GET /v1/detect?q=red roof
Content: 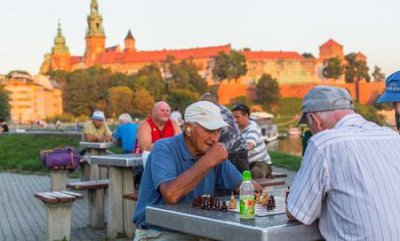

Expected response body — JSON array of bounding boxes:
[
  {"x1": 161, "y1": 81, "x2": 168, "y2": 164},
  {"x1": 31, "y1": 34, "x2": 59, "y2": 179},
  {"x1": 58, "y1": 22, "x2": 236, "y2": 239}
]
[
  {"x1": 70, "y1": 56, "x2": 82, "y2": 65},
  {"x1": 356, "y1": 51, "x2": 367, "y2": 61},
  {"x1": 240, "y1": 50, "x2": 303, "y2": 60},
  {"x1": 97, "y1": 44, "x2": 231, "y2": 64},
  {"x1": 320, "y1": 39, "x2": 343, "y2": 48}
]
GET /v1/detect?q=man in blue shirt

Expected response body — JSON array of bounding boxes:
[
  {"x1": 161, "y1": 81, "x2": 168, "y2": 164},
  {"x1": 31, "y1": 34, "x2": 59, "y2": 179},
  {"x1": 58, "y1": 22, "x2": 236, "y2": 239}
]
[
  {"x1": 114, "y1": 113, "x2": 138, "y2": 153},
  {"x1": 133, "y1": 101, "x2": 262, "y2": 241}
]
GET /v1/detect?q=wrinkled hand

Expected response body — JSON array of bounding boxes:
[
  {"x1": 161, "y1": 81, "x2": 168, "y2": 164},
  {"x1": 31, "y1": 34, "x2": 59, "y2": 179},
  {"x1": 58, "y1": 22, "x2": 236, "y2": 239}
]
[
  {"x1": 251, "y1": 180, "x2": 263, "y2": 193},
  {"x1": 202, "y1": 143, "x2": 228, "y2": 167}
]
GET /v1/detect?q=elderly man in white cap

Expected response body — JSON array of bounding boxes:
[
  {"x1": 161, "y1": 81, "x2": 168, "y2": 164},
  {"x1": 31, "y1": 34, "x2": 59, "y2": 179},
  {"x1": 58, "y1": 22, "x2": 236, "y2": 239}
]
[
  {"x1": 287, "y1": 85, "x2": 400, "y2": 241},
  {"x1": 133, "y1": 101, "x2": 262, "y2": 241},
  {"x1": 82, "y1": 110, "x2": 112, "y2": 142}
]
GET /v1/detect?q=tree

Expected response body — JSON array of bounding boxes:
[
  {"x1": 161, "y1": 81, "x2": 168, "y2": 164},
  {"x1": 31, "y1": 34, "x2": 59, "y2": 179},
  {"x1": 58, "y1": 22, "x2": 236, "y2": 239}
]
[
  {"x1": 255, "y1": 74, "x2": 280, "y2": 106},
  {"x1": 0, "y1": 85, "x2": 10, "y2": 120},
  {"x1": 132, "y1": 89, "x2": 155, "y2": 117},
  {"x1": 344, "y1": 53, "x2": 371, "y2": 83},
  {"x1": 212, "y1": 50, "x2": 247, "y2": 82},
  {"x1": 107, "y1": 86, "x2": 134, "y2": 118},
  {"x1": 134, "y1": 64, "x2": 164, "y2": 101},
  {"x1": 302, "y1": 52, "x2": 315, "y2": 59},
  {"x1": 167, "y1": 89, "x2": 199, "y2": 114},
  {"x1": 371, "y1": 65, "x2": 386, "y2": 82},
  {"x1": 322, "y1": 57, "x2": 344, "y2": 79},
  {"x1": 168, "y1": 59, "x2": 209, "y2": 95}
]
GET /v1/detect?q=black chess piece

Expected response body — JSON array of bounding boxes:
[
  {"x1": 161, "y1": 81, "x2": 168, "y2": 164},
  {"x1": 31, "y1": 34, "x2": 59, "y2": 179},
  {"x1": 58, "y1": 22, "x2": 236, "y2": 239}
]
[{"x1": 222, "y1": 201, "x2": 228, "y2": 212}]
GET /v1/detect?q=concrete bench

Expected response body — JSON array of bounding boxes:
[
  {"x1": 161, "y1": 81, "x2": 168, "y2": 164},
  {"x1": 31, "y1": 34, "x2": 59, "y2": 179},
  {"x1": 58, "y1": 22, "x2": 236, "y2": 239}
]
[
  {"x1": 254, "y1": 178, "x2": 286, "y2": 188},
  {"x1": 35, "y1": 191, "x2": 83, "y2": 241},
  {"x1": 270, "y1": 172, "x2": 288, "y2": 178},
  {"x1": 67, "y1": 179, "x2": 109, "y2": 228}
]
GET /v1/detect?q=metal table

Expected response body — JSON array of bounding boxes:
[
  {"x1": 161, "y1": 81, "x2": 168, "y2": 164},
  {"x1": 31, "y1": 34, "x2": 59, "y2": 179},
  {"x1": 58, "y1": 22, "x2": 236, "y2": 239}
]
[
  {"x1": 90, "y1": 154, "x2": 142, "y2": 239},
  {"x1": 146, "y1": 190, "x2": 323, "y2": 241},
  {"x1": 79, "y1": 141, "x2": 114, "y2": 181}
]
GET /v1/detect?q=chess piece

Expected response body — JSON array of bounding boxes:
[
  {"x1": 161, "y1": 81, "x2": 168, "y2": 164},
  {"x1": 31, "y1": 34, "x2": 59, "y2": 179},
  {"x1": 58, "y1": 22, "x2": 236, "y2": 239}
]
[
  {"x1": 261, "y1": 192, "x2": 268, "y2": 208},
  {"x1": 254, "y1": 192, "x2": 260, "y2": 204},
  {"x1": 285, "y1": 186, "x2": 290, "y2": 203},
  {"x1": 230, "y1": 192, "x2": 236, "y2": 209},
  {"x1": 270, "y1": 195, "x2": 275, "y2": 208},
  {"x1": 222, "y1": 201, "x2": 228, "y2": 212}
]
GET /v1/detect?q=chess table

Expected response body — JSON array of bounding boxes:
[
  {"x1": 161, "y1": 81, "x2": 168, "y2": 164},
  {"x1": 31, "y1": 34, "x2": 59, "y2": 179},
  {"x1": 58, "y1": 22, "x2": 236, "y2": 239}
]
[{"x1": 146, "y1": 189, "x2": 323, "y2": 241}]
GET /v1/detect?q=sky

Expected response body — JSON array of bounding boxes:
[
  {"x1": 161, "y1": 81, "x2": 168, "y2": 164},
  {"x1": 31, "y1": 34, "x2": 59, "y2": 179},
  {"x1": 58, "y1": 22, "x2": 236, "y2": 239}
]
[{"x1": 0, "y1": 0, "x2": 399, "y2": 76}]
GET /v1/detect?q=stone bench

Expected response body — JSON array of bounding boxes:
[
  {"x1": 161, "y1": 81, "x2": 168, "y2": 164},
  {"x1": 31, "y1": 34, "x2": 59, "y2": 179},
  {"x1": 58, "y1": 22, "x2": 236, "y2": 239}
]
[
  {"x1": 35, "y1": 191, "x2": 83, "y2": 241},
  {"x1": 254, "y1": 178, "x2": 286, "y2": 188},
  {"x1": 270, "y1": 172, "x2": 288, "y2": 178},
  {"x1": 67, "y1": 179, "x2": 109, "y2": 228}
]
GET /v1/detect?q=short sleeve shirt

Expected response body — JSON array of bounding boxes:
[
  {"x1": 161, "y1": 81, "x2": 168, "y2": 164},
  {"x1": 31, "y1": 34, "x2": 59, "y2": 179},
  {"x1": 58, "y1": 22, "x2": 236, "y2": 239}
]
[
  {"x1": 219, "y1": 105, "x2": 247, "y2": 152},
  {"x1": 240, "y1": 121, "x2": 271, "y2": 164},
  {"x1": 113, "y1": 122, "x2": 138, "y2": 153},
  {"x1": 133, "y1": 133, "x2": 242, "y2": 229},
  {"x1": 82, "y1": 121, "x2": 112, "y2": 141}
]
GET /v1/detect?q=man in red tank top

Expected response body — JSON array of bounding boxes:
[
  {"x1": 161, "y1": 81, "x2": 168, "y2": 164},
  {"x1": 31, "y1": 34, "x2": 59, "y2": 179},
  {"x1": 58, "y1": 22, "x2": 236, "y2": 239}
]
[{"x1": 137, "y1": 101, "x2": 181, "y2": 152}]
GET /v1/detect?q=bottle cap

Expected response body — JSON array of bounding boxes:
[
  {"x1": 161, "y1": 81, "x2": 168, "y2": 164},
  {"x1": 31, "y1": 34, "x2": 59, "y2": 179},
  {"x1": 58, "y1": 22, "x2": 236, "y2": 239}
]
[{"x1": 242, "y1": 170, "x2": 252, "y2": 181}]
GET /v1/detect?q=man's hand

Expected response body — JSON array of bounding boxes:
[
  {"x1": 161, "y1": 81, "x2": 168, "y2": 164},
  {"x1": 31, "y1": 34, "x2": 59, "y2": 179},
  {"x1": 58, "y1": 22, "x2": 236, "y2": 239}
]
[
  {"x1": 251, "y1": 180, "x2": 263, "y2": 193},
  {"x1": 201, "y1": 143, "x2": 228, "y2": 167}
]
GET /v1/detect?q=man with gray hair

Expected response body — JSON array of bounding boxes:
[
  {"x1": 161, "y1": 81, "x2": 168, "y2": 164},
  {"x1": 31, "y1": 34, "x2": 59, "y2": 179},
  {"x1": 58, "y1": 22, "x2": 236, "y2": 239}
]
[
  {"x1": 113, "y1": 113, "x2": 138, "y2": 153},
  {"x1": 287, "y1": 85, "x2": 400, "y2": 240}
]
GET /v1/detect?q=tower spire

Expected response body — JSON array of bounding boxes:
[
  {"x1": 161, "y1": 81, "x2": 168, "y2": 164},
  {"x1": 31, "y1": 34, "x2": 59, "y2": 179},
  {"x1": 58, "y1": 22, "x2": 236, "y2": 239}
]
[
  {"x1": 52, "y1": 21, "x2": 69, "y2": 54},
  {"x1": 87, "y1": 0, "x2": 105, "y2": 37},
  {"x1": 84, "y1": 0, "x2": 106, "y2": 66}
]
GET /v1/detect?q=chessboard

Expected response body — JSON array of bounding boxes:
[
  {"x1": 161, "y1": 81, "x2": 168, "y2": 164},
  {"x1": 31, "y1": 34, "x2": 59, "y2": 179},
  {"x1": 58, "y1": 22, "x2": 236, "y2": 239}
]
[{"x1": 228, "y1": 196, "x2": 286, "y2": 217}]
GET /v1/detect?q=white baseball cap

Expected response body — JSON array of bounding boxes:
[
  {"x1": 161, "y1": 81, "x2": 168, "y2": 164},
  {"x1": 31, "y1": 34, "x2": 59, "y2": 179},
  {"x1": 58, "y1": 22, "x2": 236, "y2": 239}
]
[
  {"x1": 184, "y1": 101, "x2": 229, "y2": 130},
  {"x1": 92, "y1": 110, "x2": 105, "y2": 121}
]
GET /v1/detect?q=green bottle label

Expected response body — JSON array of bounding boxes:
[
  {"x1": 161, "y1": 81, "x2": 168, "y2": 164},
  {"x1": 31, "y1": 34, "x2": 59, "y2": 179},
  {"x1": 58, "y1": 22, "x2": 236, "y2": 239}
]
[{"x1": 240, "y1": 196, "x2": 255, "y2": 217}]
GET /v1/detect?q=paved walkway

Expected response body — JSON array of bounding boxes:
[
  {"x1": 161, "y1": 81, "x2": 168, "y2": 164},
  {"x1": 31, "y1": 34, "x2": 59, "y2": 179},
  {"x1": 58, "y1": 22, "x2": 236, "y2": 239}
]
[{"x1": 0, "y1": 167, "x2": 296, "y2": 241}]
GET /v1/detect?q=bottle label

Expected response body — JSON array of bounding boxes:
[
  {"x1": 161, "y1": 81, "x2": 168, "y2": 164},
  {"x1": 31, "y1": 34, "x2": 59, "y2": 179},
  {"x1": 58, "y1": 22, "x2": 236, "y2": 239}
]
[{"x1": 240, "y1": 196, "x2": 255, "y2": 216}]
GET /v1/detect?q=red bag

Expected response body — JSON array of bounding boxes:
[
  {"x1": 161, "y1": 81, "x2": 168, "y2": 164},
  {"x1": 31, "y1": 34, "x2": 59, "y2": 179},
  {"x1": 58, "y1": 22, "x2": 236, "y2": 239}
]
[{"x1": 40, "y1": 147, "x2": 81, "y2": 170}]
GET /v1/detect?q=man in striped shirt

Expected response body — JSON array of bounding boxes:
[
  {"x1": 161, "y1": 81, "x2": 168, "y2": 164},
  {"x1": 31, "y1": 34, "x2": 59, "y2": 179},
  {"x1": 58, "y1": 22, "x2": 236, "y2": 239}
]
[
  {"x1": 232, "y1": 103, "x2": 272, "y2": 178},
  {"x1": 287, "y1": 85, "x2": 400, "y2": 240}
]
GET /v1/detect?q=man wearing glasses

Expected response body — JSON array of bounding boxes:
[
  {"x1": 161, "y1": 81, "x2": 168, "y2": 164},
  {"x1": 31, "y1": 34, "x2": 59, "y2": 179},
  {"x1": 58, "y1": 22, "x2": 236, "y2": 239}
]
[
  {"x1": 133, "y1": 101, "x2": 262, "y2": 241},
  {"x1": 287, "y1": 85, "x2": 400, "y2": 240},
  {"x1": 232, "y1": 103, "x2": 272, "y2": 179}
]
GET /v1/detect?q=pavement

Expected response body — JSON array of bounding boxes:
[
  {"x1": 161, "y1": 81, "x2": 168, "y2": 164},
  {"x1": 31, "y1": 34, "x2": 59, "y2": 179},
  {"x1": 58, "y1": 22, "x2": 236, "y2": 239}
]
[{"x1": 0, "y1": 167, "x2": 296, "y2": 241}]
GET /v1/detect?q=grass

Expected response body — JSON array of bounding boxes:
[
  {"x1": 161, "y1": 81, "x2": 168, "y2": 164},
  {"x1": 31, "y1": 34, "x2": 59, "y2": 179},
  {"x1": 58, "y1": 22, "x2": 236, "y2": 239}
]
[
  {"x1": 0, "y1": 134, "x2": 81, "y2": 172},
  {"x1": 270, "y1": 151, "x2": 301, "y2": 171},
  {"x1": 0, "y1": 134, "x2": 302, "y2": 173}
]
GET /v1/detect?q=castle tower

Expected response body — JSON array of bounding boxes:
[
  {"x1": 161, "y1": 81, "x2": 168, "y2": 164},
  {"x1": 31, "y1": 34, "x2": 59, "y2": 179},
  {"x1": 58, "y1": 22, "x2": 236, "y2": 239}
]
[
  {"x1": 319, "y1": 39, "x2": 344, "y2": 61},
  {"x1": 124, "y1": 30, "x2": 136, "y2": 51},
  {"x1": 40, "y1": 22, "x2": 71, "y2": 73},
  {"x1": 84, "y1": 0, "x2": 106, "y2": 67}
]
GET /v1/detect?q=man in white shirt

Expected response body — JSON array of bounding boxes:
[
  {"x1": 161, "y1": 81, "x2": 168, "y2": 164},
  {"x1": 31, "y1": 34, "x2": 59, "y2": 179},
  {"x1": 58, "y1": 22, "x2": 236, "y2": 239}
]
[
  {"x1": 287, "y1": 85, "x2": 400, "y2": 240},
  {"x1": 232, "y1": 103, "x2": 272, "y2": 178}
]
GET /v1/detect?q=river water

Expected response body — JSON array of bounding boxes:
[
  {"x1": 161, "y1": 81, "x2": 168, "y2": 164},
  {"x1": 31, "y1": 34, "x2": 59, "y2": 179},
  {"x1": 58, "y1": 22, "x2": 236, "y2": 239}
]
[{"x1": 266, "y1": 135, "x2": 303, "y2": 157}]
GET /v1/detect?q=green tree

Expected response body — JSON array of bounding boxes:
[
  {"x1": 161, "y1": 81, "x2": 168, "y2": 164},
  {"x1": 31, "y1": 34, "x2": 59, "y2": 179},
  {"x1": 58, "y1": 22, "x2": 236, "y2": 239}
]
[
  {"x1": 344, "y1": 53, "x2": 371, "y2": 83},
  {"x1": 302, "y1": 52, "x2": 315, "y2": 59},
  {"x1": 167, "y1": 89, "x2": 199, "y2": 114},
  {"x1": 132, "y1": 89, "x2": 155, "y2": 117},
  {"x1": 107, "y1": 86, "x2": 134, "y2": 118},
  {"x1": 322, "y1": 57, "x2": 344, "y2": 79},
  {"x1": 256, "y1": 74, "x2": 280, "y2": 107},
  {"x1": 134, "y1": 64, "x2": 164, "y2": 101},
  {"x1": 212, "y1": 50, "x2": 247, "y2": 82},
  {"x1": 371, "y1": 65, "x2": 386, "y2": 82},
  {"x1": 168, "y1": 59, "x2": 208, "y2": 95},
  {"x1": 0, "y1": 85, "x2": 10, "y2": 120}
]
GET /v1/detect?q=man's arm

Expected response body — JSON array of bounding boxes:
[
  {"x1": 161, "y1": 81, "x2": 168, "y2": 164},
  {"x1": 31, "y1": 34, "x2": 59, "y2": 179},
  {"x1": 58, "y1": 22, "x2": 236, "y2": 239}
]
[
  {"x1": 85, "y1": 133, "x2": 101, "y2": 142},
  {"x1": 137, "y1": 121, "x2": 153, "y2": 151},
  {"x1": 171, "y1": 120, "x2": 182, "y2": 135},
  {"x1": 159, "y1": 143, "x2": 227, "y2": 204}
]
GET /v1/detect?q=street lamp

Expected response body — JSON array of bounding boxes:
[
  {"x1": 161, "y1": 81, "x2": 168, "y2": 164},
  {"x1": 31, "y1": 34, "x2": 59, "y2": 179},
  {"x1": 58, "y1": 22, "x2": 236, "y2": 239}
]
[{"x1": 160, "y1": 65, "x2": 172, "y2": 94}]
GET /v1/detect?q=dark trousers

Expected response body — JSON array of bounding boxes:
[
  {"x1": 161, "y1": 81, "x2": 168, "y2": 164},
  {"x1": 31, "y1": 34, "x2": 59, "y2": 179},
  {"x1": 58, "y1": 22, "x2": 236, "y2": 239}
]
[{"x1": 228, "y1": 149, "x2": 249, "y2": 174}]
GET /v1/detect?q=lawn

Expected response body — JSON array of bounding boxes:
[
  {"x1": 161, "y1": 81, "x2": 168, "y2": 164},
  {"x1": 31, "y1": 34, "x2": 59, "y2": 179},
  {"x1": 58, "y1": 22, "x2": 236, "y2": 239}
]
[{"x1": 0, "y1": 134, "x2": 301, "y2": 173}]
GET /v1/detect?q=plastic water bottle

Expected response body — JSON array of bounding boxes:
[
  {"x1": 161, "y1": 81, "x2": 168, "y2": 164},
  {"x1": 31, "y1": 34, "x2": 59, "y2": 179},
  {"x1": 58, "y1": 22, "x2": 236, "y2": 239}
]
[{"x1": 239, "y1": 170, "x2": 255, "y2": 219}]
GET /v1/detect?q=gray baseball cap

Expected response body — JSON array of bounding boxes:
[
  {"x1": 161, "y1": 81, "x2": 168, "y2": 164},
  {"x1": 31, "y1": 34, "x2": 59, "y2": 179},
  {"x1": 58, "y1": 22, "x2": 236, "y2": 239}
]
[{"x1": 296, "y1": 85, "x2": 354, "y2": 126}]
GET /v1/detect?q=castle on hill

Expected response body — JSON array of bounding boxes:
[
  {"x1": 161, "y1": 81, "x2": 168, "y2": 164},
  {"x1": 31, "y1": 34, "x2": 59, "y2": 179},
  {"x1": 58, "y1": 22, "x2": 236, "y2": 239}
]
[{"x1": 40, "y1": 0, "x2": 383, "y2": 104}]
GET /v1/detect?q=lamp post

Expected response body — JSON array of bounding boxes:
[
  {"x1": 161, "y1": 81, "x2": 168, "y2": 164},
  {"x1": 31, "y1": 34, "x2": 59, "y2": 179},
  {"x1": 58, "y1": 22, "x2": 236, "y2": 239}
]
[
  {"x1": 160, "y1": 65, "x2": 172, "y2": 95},
  {"x1": 354, "y1": 67, "x2": 360, "y2": 103}
]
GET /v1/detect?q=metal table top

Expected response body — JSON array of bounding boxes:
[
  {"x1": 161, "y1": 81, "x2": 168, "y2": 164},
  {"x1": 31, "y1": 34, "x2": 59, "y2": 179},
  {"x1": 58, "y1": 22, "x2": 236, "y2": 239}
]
[
  {"x1": 90, "y1": 154, "x2": 142, "y2": 167},
  {"x1": 146, "y1": 190, "x2": 322, "y2": 241},
  {"x1": 79, "y1": 141, "x2": 114, "y2": 149}
]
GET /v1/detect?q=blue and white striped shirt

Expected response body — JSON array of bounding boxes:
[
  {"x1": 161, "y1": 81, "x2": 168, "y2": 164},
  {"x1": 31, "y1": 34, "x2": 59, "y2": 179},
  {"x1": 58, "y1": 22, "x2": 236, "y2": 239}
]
[{"x1": 288, "y1": 114, "x2": 400, "y2": 241}]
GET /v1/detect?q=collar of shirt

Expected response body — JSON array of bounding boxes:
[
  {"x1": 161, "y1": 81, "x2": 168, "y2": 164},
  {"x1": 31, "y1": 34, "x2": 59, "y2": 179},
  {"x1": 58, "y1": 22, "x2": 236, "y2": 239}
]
[
  {"x1": 333, "y1": 113, "x2": 365, "y2": 129},
  {"x1": 175, "y1": 133, "x2": 195, "y2": 161}
]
